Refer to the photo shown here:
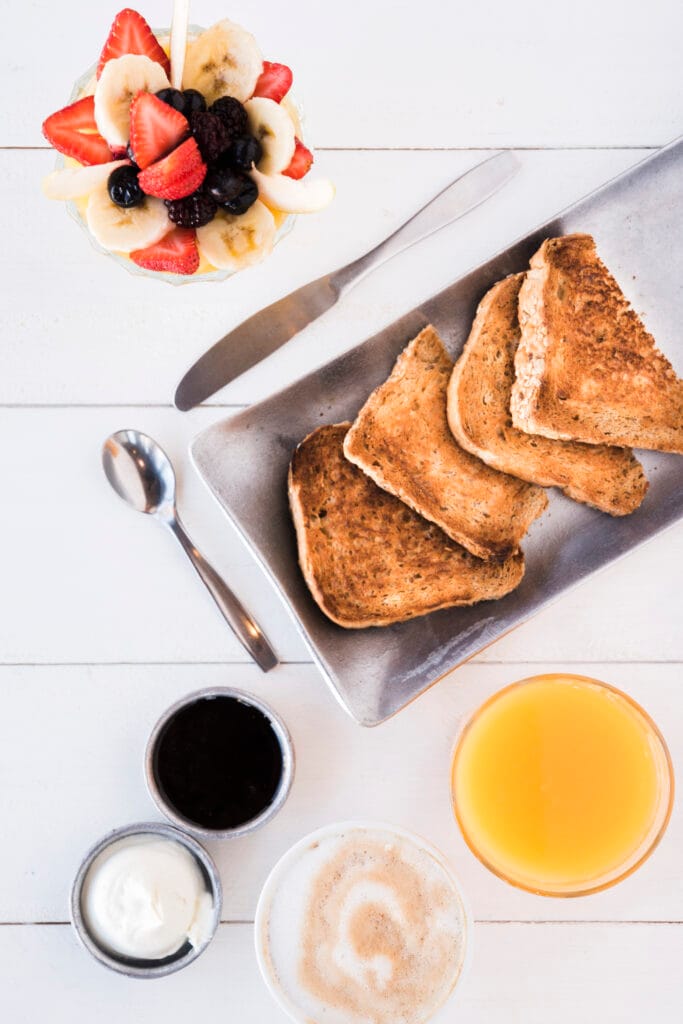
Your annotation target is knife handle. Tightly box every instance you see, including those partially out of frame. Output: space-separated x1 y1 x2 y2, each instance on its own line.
331 151 519 295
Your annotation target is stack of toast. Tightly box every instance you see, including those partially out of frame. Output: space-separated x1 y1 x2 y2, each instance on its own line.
289 234 683 629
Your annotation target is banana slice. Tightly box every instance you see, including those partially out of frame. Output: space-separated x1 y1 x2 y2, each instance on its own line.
94 54 170 147
196 200 275 271
244 97 296 175
42 160 128 200
281 96 303 138
182 19 262 104
86 185 170 253
251 167 335 214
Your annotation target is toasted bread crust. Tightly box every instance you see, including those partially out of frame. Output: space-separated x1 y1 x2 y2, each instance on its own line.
289 424 525 628
448 274 648 516
511 234 683 453
343 326 547 560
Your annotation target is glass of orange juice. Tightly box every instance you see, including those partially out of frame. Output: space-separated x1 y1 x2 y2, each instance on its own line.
450 674 674 897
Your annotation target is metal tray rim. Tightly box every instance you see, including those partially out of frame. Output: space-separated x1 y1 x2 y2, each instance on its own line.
191 138 683 725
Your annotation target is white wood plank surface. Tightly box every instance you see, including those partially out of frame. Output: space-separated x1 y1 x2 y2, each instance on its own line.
7 0 683 149
2 0 682 1018
2 922 681 1023
1 662 680 925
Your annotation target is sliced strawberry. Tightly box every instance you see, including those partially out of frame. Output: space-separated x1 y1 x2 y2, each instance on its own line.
48 94 97 132
129 92 189 169
42 95 112 166
253 62 293 103
283 138 314 179
138 137 206 200
131 227 199 275
97 8 171 79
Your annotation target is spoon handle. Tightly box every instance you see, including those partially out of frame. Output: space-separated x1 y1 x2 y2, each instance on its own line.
169 517 278 672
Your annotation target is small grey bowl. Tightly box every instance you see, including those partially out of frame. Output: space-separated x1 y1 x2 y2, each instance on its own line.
145 687 295 841
70 821 222 978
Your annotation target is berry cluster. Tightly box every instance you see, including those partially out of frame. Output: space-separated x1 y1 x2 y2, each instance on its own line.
107 88 263 227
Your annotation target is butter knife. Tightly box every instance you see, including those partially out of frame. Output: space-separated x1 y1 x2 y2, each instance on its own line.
175 151 519 410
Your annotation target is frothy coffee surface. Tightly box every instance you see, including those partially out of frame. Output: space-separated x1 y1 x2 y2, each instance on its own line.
260 826 467 1024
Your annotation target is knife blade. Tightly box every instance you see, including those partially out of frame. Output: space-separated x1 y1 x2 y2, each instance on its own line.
175 151 519 410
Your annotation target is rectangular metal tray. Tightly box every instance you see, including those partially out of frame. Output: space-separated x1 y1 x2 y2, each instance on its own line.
192 140 683 725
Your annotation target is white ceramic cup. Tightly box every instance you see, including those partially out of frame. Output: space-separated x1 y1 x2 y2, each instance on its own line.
254 820 472 1024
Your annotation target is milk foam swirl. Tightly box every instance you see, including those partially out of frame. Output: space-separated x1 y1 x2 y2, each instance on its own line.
259 826 467 1024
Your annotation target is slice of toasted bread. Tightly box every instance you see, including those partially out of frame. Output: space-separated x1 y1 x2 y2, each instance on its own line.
511 234 683 453
343 326 547 561
289 424 525 628
448 274 649 516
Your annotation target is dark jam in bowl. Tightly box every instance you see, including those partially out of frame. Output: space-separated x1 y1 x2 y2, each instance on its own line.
153 695 285 830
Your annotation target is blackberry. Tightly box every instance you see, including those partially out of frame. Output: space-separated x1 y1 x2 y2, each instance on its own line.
209 96 248 139
182 89 207 115
190 111 231 163
108 165 144 208
205 167 258 215
165 192 218 228
223 134 263 172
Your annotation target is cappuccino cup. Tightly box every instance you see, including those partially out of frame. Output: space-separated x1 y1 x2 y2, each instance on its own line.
255 821 471 1024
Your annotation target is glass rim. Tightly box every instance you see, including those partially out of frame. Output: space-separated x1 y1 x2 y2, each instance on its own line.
450 672 675 898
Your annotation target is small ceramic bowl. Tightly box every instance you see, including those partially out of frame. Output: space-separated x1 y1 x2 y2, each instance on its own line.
145 687 295 841
70 821 222 978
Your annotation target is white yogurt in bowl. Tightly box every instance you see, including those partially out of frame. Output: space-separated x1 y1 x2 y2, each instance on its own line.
71 822 221 977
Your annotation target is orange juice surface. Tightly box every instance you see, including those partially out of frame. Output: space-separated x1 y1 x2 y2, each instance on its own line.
451 675 672 894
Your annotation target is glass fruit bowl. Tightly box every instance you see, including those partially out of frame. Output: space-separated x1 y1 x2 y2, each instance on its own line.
54 22 308 285
43 11 334 281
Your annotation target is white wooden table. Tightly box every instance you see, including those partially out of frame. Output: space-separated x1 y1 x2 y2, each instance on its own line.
2 0 682 1019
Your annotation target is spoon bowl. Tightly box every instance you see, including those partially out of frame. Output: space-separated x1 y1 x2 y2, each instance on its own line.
102 430 176 518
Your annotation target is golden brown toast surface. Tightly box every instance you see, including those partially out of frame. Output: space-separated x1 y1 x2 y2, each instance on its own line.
288 424 525 629
511 234 683 453
448 274 648 516
343 326 547 560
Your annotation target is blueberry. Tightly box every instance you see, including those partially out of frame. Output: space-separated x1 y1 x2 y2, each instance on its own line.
204 167 247 203
155 88 187 114
204 168 258 215
222 177 258 215
182 89 207 115
223 134 263 172
108 165 144 208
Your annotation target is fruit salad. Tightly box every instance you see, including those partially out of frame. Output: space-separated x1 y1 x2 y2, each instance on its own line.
41 7 334 279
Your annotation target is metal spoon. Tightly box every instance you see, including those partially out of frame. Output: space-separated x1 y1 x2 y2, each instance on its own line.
102 429 278 672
